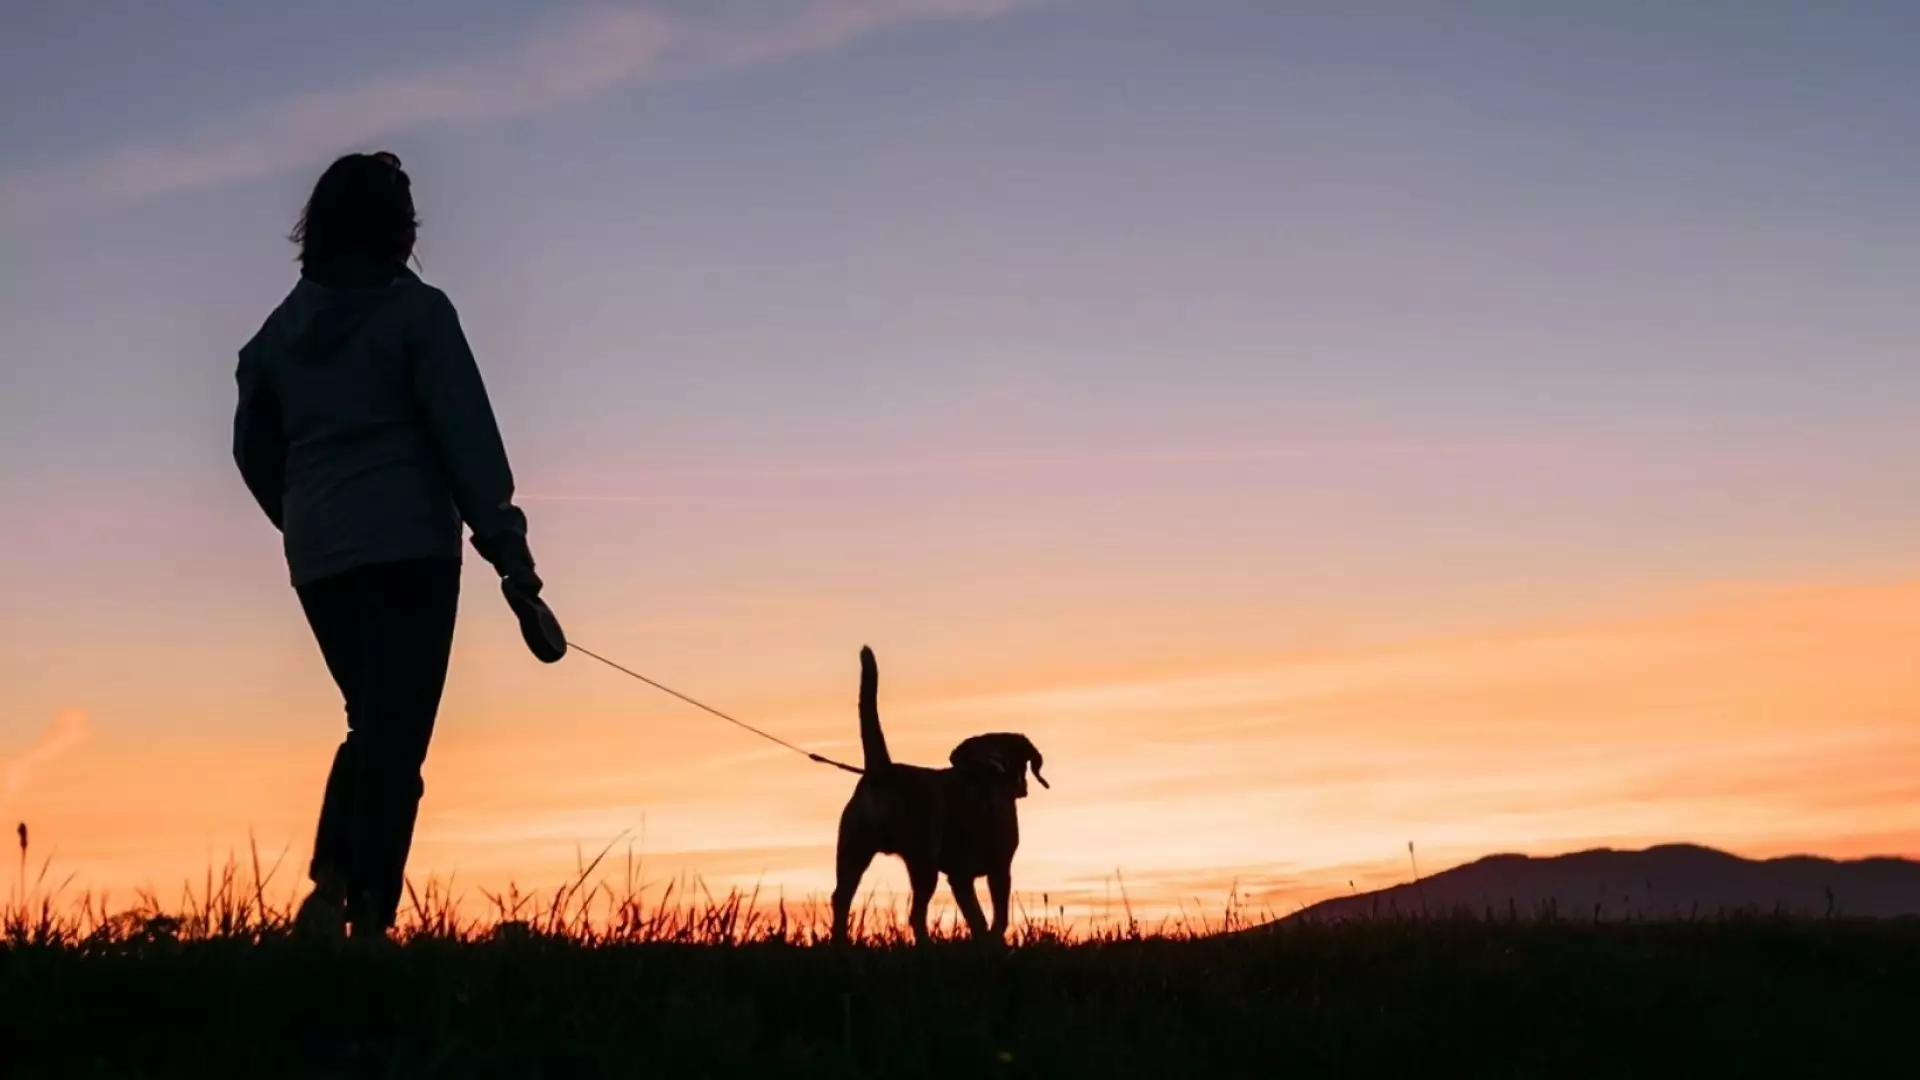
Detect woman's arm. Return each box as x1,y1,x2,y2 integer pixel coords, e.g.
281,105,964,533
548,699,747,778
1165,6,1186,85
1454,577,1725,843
233,344,287,531
408,287,536,580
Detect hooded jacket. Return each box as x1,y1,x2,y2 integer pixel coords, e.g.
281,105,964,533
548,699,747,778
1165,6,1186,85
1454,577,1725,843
233,259,532,587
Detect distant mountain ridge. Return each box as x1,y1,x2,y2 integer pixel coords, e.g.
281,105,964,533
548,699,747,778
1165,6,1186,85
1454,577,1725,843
1284,844,1920,922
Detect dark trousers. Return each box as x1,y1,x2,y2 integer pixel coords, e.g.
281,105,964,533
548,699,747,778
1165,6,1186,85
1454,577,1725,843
296,557,461,932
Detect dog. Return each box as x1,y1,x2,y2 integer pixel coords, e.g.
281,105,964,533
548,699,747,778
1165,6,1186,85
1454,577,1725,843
830,647,1048,945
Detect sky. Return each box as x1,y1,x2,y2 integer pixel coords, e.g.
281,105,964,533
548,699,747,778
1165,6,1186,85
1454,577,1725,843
4,0,1920,923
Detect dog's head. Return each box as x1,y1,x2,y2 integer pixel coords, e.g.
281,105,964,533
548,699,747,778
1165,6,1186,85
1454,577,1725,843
947,732,1049,799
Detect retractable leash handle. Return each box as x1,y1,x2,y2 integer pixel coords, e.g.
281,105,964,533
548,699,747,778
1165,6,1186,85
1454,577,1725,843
502,576,568,664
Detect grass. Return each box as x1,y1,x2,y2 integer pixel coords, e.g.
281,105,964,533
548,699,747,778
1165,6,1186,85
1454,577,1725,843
4,842,1918,1078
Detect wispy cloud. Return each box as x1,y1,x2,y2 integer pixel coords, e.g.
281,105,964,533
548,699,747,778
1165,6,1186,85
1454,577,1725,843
0,0,1033,226
1,708,91,811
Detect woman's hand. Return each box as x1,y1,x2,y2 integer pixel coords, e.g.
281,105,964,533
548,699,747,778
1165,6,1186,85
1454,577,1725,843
501,570,566,664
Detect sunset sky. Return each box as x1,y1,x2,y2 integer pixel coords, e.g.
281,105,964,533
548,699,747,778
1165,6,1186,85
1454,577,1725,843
5,0,1920,922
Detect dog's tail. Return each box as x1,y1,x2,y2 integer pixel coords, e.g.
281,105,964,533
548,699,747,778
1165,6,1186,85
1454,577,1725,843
859,645,891,771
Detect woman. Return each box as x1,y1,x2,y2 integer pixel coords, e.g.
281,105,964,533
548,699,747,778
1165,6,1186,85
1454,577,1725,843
232,151,545,938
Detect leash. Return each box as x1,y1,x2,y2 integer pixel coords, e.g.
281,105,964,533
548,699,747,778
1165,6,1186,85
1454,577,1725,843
567,642,866,776
501,579,863,776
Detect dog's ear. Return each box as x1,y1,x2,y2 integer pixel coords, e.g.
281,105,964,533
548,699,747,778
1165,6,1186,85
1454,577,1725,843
1014,735,1049,790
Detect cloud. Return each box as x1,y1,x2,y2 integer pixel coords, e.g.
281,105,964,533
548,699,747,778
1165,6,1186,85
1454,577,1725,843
0,707,91,811
0,0,1035,227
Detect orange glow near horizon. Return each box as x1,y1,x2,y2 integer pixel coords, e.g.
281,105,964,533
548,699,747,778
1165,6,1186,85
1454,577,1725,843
9,575,1920,922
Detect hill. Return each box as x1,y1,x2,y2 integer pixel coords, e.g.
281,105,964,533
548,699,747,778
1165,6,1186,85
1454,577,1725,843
1286,843,1920,922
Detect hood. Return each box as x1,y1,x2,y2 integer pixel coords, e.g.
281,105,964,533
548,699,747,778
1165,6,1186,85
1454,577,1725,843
286,258,412,366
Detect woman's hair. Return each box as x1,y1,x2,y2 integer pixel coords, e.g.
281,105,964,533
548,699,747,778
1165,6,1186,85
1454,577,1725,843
290,151,419,269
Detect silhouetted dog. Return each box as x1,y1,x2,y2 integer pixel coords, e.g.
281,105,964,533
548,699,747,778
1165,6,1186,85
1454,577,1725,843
831,647,1048,945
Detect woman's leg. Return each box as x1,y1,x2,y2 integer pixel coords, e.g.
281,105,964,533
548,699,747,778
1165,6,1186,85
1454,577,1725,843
341,558,462,934
294,572,368,929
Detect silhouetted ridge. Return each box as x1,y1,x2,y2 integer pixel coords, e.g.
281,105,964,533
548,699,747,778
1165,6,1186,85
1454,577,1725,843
1283,844,1920,923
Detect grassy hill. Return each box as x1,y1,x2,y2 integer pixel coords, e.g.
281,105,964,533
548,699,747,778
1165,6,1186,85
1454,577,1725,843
4,915,1918,1077
5,844,1919,1077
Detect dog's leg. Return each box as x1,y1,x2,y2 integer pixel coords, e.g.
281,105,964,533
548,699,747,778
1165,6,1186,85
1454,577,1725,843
831,828,877,945
906,859,940,945
949,874,990,940
987,866,1013,940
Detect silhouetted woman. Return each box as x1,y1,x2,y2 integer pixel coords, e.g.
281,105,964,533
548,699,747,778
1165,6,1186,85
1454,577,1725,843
232,152,543,938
